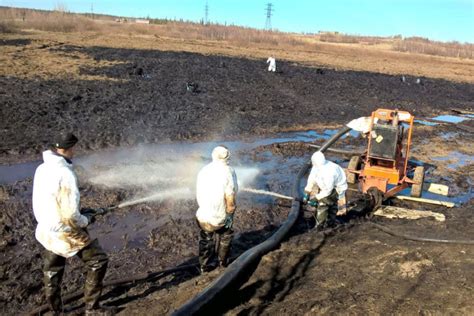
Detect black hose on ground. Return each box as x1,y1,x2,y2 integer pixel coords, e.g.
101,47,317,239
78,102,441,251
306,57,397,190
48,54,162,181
306,143,363,156
369,222,474,245
172,190,305,316
318,126,352,153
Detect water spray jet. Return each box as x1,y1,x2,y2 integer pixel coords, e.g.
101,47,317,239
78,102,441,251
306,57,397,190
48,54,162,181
240,187,294,201
115,187,193,209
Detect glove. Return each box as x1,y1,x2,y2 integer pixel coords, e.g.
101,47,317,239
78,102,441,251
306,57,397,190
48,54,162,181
337,196,347,216
80,207,109,224
302,193,310,204
224,213,234,229
94,207,108,216
80,208,96,224
308,199,318,207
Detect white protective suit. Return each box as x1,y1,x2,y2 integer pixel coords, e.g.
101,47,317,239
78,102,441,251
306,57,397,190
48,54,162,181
346,116,379,134
304,151,348,200
33,150,90,258
196,147,238,229
267,57,276,72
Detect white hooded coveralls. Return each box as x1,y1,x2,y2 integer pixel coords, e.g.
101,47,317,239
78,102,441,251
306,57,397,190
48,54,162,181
266,57,276,72
305,152,348,201
196,148,238,228
33,150,90,258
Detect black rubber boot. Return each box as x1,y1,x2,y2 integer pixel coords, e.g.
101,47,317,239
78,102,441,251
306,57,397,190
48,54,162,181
77,239,108,311
43,250,66,313
327,203,338,227
199,229,215,273
217,228,233,267
314,204,329,229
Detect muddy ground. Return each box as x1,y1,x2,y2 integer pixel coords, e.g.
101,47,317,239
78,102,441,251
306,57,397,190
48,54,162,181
1,36,473,164
0,35,473,315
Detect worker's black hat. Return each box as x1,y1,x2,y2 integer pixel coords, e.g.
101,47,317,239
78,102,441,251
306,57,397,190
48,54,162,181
53,132,78,149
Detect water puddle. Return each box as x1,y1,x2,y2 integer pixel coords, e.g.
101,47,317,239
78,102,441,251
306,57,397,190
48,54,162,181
0,128,356,185
440,132,458,140
397,186,473,206
0,161,40,185
90,208,193,251
90,211,158,251
431,151,474,170
414,120,438,126
416,114,473,126
431,115,469,124
1,126,472,253
2,128,472,252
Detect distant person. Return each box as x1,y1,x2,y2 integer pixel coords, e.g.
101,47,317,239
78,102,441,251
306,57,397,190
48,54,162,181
302,151,348,229
195,146,238,273
267,56,276,72
32,133,112,315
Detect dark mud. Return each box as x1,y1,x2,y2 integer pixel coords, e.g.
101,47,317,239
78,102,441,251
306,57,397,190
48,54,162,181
1,131,472,314
1,38,473,315
1,40,473,164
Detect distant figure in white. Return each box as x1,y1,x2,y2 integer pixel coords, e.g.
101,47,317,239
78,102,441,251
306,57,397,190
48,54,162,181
266,56,276,72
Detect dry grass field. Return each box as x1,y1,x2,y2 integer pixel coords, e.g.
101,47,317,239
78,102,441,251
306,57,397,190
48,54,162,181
1,7,473,83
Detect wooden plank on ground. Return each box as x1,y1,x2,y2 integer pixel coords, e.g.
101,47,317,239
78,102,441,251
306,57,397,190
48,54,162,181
451,108,474,115
374,205,445,222
395,195,455,208
423,183,449,196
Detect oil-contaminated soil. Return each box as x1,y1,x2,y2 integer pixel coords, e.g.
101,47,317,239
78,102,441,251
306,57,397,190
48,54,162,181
0,34,473,315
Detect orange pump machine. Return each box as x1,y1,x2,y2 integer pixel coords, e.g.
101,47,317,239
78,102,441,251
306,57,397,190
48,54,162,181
347,109,424,198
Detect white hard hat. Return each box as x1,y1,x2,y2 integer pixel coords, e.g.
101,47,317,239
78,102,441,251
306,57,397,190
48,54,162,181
311,151,326,166
212,146,230,162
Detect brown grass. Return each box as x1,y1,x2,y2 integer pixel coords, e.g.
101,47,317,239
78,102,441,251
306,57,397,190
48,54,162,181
318,33,473,59
393,37,473,59
1,7,473,83
0,20,17,33
0,7,99,33
0,7,311,49
1,7,472,60
319,32,391,45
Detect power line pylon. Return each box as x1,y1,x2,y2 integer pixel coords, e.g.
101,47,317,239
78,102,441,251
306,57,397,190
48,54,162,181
204,1,209,24
265,3,274,31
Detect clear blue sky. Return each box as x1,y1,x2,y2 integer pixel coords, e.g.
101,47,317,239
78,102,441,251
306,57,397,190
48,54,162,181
3,0,473,43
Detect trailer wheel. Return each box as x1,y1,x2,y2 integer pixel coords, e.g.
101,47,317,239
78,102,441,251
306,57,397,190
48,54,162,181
347,156,361,184
410,166,425,197
367,187,384,212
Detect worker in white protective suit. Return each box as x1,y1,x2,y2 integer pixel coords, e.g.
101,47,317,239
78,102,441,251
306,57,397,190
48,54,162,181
302,151,348,229
266,56,276,72
32,133,112,315
196,146,238,272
